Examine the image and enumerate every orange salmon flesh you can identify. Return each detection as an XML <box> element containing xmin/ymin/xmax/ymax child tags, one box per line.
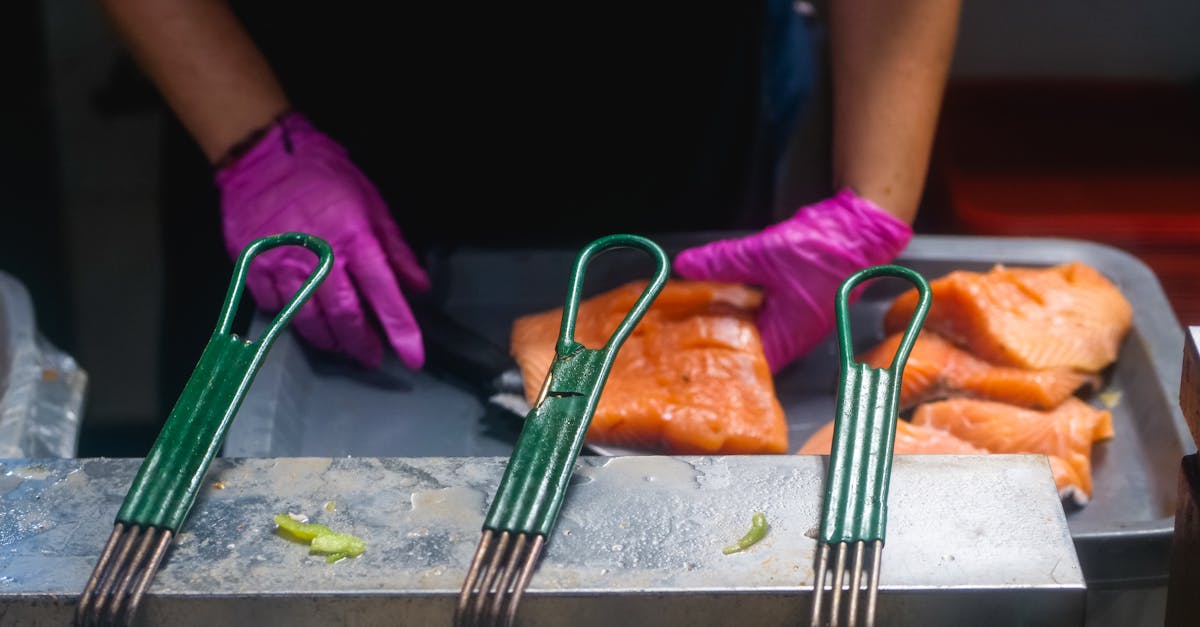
<box><xmin>860</xmin><ymin>331</ymin><xmax>1099</xmax><ymax>410</ymax></box>
<box><xmin>510</xmin><ymin>280</ymin><xmax>787</xmax><ymax>454</ymax></box>
<box><xmin>885</xmin><ymin>262</ymin><xmax>1132</xmax><ymax>372</ymax></box>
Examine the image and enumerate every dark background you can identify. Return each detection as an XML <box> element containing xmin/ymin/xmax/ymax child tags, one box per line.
<box><xmin>6</xmin><ymin>0</ymin><xmax>1199</xmax><ymax>453</ymax></box>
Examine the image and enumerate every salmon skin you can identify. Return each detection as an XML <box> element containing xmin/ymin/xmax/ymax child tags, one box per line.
<box><xmin>884</xmin><ymin>262</ymin><xmax>1133</xmax><ymax>372</ymax></box>
<box><xmin>911</xmin><ymin>397</ymin><xmax>1113</xmax><ymax>506</ymax></box>
<box><xmin>797</xmin><ymin>418</ymin><xmax>985</xmax><ymax>456</ymax></box>
<box><xmin>860</xmin><ymin>331</ymin><xmax>1100</xmax><ymax>410</ymax></box>
<box><xmin>510</xmin><ymin>280</ymin><xmax>787</xmax><ymax>454</ymax></box>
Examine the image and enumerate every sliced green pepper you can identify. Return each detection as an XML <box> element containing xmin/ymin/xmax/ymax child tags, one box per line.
<box><xmin>723</xmin><ymin>512</ymin><xmax>768</xmax><ymax>555</ymax></box>
<box><xmin>274</xmin><ymin>513</ymin><xmax>365</xmax><ymax>562</ymax></box>
<box><xmin>311</xmin><ymin>532</ymin><xmax>366</xmax><ymax>560</ymax></box>
<box><xmin>274</xmin><ymin>514</ymin><xmax>335</xmax><ymax>541</ymax></box>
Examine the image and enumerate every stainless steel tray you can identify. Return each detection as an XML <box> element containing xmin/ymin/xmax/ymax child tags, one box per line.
<box><xmin>226</xmin><ymin>234</ymin><xmax>1191</xmax><ymax>586</ymax></box>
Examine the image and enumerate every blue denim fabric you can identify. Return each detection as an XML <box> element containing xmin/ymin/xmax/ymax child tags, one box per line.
<box><xmin>764</xmin><ymin>0</ymin><xmax>817</xmax><ymax>159</ymax></box>
<box><xmin>742</xmin><ymin>0</ymin><xmax>818</xmax><ymax>216</ymax></box>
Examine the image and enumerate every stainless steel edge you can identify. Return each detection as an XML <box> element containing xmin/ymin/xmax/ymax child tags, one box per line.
<box><xmin>0</xmin><ymin>455</ymin><xmax>1084</xmax><ymax>626</ymax></box>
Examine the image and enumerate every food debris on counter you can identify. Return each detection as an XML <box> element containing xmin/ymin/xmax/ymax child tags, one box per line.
<box><xmin>274</xmin><ymin>513</ymin><xmax>365</xmax><ymax>563</ymax></box>
<box><xmin>723</xmin><ymin>512</ymin><xmax>768</xmax><ymax>555</ymax></box>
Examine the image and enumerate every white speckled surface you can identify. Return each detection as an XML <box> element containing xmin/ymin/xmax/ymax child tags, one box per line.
<box><xmin>1</xmin><ymin>455</ymin><xmax>1083</xmax><ymax>625</ymax></box>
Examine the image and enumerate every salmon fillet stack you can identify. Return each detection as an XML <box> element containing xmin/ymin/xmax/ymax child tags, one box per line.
<box><xmin>800</xmin><ymin>262</ymin><xmax>1132</xmax><ymax>506</ymax></box>
<box><xmin>510</xmin><ymin>280</ymin><xmax>788</xmax><ymax>454</ymax></box>
<box><xmin>859</xmin><ymin>331</ymin><xmax>1100</xmax><ymax>410</ymax></box>
<box><xmin>912</xmin><ymin>398</ymin><xmax>1114</xmax><ymax>505</ymax></box>
<box><xmin>884</xmin><ymin>262</ymin><xmax>1133</xmax><ymax>372</ymax></box>
<box><xmin>797</xmin><ymin>418</ymin><xmax>986</xmax><ymax>456</ymax></box>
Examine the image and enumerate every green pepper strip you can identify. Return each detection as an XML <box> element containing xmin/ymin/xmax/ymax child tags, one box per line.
<box><xmin>311</xmin><ymin>532</ymin><xmax>366</xmax><ymax>562</ymax></box>
<box><xmin>274</xmin><ymin>514</ymin><xmax>365</xmax><ymax>562</ymax></box>
<box><xmin>723</xmin><ymin>512</ymin><xmax>769</xmax><ymax>555</ymax></box>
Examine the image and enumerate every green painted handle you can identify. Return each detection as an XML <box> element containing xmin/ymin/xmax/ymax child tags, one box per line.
<box><xmin>555</xmin><ymin>234</ymin><xmax>669</xmax><ymax>359</ymax></box>
<box><xmin>117</xmin><ymin>233</ymin><xmax>333</xmax><ymax>529</ymax></box>
<box><xmin>820</xmin><ymin>265</ymin><xmax>930</xmax><ymax>545</ymax></box>
<box><xmin>485</xmin><ymin>234</ymin><xmax>669</xmax><ymax>536</ymax></box>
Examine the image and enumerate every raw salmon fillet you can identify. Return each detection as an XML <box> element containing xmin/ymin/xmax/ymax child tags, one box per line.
<box><xmin>911</xmin><ymin>397</ymin><xmax>1114</xmax><ymax>505</ymax></box>
<box><xmin>510</xmin><ymin>280</ymin><xmax>788</xmax><ymax>454</ymax></box>
<box><xmin>796</xmin><ymin>418</ymin><xmax>985</xmax><ymax>455</ymax></box>
<box><xmin>860</xmin><ymin>331</ymin><xmax>1099</xmax><ymax>410</ymax></box>
<box><xmin>884</xmin><ymin>262</ymin><xmax>1133</xmax><ymax>372</ymax></box>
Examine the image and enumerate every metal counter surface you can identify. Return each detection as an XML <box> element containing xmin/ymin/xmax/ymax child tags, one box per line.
<box><xmin>1</xmin><ymin>455</ymin><xmax>1083</xmax><ymax>626</ymax></box>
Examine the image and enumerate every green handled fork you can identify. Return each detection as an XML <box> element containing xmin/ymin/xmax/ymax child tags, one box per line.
<box><xmin>810</xmin><ymin>265</ymin><xmax>931</xmax><ymax>627</ymax></box>
<box><xmin>454</xmin><ymin>234</ymin><xmax>669</xmax><ymax>627</ymax></box>
<box><xmin>76</xmin><ymin>233</ymin><xmax>333</xmax><ymax>627</ymax></box>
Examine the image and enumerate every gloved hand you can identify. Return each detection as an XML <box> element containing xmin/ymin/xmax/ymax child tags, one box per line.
<box><xmin>674</xmin><ymin>189</ymin><xmax>912</xmax><ymax>372</ymax></box>
<box><xmin>216</xmin><ymin>113</ymin><xmax>430</xmax><ymax>369</ymax></box>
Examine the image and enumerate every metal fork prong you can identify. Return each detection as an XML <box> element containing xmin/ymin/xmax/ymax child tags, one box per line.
<box><xmin>88</xmin><ymin>524</ymin><xmax>139</xmax><ymax>625</ymax></box>
<box><xmin>456</xmin><ymin>529</ymin><xmax>495</xmax><ymax>626</ymax></box>
<box><xmin>104</xmin><ymin>524</ymin><xmax>159</xmax><ymax>625</ymax></box>
<box><xmin>504</xmin><ymin>534</ymin><xmax>544</xmax><ymax>627</ymax></box>
<box><xmin>810</xmin><ymin>543</ymin><xmax>830</xmax><ymax>627</ymax></box>
<box><xmin>486</xmin><ymin>532</ymin><xmax>529</xmax><ymax>626</ymax></box>
<box><xmin>866</xmin><ymin>540</ymin><xmax>883</xmax><ymax>627</ymax></box>
<box><xmin>847</xmin><ymin>541</ymin><xmax>866</xmax><ymax>627</ymax></box>
<box><xmin>120</xmin><ymin>528</ymin><xmax>173</xmax><ymax>627</ymax></box>
<box><xmin>471</xmin><ymin>530</ymin><xmax>512</xmax><ymax>622</ymax></box>
<box><xmin>76</xmin><ymin>523</ymin><xmax>126</xmax><ymax>627</ymax></box>
<box><xmin>829</xmin><ymin>542</ymin><xmax>848</xmax><ymax>627</ymax></box>
<box><xmin>88</xmin><ymin>524</ymin><xmax>144</xmax><ymax>625</ymax></box>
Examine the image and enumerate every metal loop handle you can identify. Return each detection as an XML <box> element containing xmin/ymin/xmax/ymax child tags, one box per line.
<box><xmin>835</xmin><ymin>264</ymin><xmax>931</xmax><ymax>374</ymax></box>
<box><xmin>555</xmin><ymin>234</ymin><xmax>670</xmax><ymax>358</ymax></box>
<box><xmin>214</xmin><ymin>232</ymin><xmax>334</xmax><ymax>348</ymax></box>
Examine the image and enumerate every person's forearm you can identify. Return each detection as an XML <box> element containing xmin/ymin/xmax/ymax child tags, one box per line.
<box><xmin>98</xmin><ymin>0</ymin><xmax>290</xmax><ymax>162</ymax></box>
<box><xmin>830</xmin><ymin>0</ymin><xmax>961</xmax><ymax>223</ymax></box>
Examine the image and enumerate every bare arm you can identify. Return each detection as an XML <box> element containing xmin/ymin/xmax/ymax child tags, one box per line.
<box><xmin>830</xmin><ymin>0</ymin><xmax>961</xmax><ymax>223</ymax></box>
<box><xmin>98</xmin><ymin>0</ymin><xmax>290</xmax><ymax>163</ymax></box>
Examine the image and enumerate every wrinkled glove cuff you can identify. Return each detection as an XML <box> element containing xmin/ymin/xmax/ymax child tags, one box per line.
<box><xmin>822</xmin><ymin>188</ymin><xmax>914</xmax><ymax>264</ymax></box>
<box><xmin>214</xmin><ymin>112</ymin><xmax>340</xmax><ymax>192</ymax></box>
<box><xmin>211</xmin><ymin>109</ymin><xmax>297</xmax><ymax>172</ymax></box>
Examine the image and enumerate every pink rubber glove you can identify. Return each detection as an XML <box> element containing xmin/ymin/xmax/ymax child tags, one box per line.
<box><xmin>674</xmin><ymin>189</ymin><xmax>912</xmax><ymax>372</ymax></box>
<box><xmin>216</xmin><ymin>113</ymin><xmax>430</xmax><ymax>369</ymax></box>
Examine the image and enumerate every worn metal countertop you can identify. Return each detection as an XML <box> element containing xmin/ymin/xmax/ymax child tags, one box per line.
<box><xmin>2</xmin><ymin>455</ymin><xmax>1082</xmax><ymax>626</ymax></box>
